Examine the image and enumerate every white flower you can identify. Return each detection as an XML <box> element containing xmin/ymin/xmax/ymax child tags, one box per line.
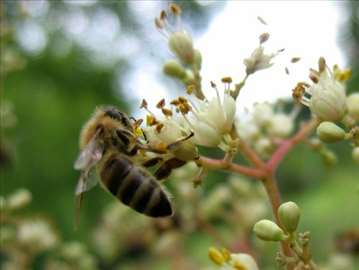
<box><xmin>252</xmin><ymin>102</ymin><xmax>273</xmax><ymax>126</ymax></box>
<box><xmin>17</xmin><ymin>219</ymin><xmax>58</xmax><ymax>252</ymax></box>
<box><xmin>143</xmin><ymin>116</ymin><xmax>198</xmax><ymax>161</ymax></box>
<box><xmin>186</xmin><ymin>92</ymin><xmax>236</xmax><ymax>147</ymax></box>
<box><xmin>268</xmin><ymin>114</ymin><xmax>294</xmax><ymax>137</ymax></box>
<box><xmin>297</xmin><ymin>60</ymin><xmax>348</xmax><ymax>122</ymax></box>
<box><xmin>229</xmin><ymin>253</ymin><xmax>259</xmax><ymax>270</ymax></box>
<box><xmin>244</xmin><ymin>46</ymin><xmax>275</xmax><ymax>74</ymax></box>
<box><xmin>7</xmin><ymin>189</ymin><xmax>32</xmax><ymax>210</ymax></box>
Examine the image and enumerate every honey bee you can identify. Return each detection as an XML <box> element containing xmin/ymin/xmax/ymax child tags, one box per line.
<box><xmin>74</xmin><ymin>106</ymin><xmax>194</xmax><ymax>221</ymax></box>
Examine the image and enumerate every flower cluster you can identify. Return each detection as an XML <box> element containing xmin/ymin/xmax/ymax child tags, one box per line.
<box><xmin>293</xmin><ymin>57</ymin><xmax>359</xmax><ymax>164</ymax></box>
<box><xmin>235</xmin><ymin>102</ymin><xmax>295</xmax><ymax>158</ymax></box>
<box><xmin>253</xmin><ymin>202</ymin><xmax>319</xmax><ymax>269</ymax></box>
<box><xmin>0</xmin><ymin>189</ymin><xmax>97</xmax><ymax>270</ymax></box>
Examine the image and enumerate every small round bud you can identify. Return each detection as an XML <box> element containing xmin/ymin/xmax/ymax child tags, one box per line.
<box><xmin>163</xmin><ymin>60</ymin><xmax>186</xmax><ymax>79</ymax></box>
<box><xmin>316</xmin><ymin>122</ymin><xmax>346</xmax><ymax>143</ymax></box>
<box><xmin>7</xmin><ymin>189</ymin><xmax>32</xmax><ymax>210</ymax></box>
<box><xmin>168</xmin><ymin>32</ymin><xmax>194</xmax><ymax>64</ymax></box>
<box><xmin>208</xmin><ymin>247</ymin><xmax>226</xmax><ymax>266</ymax></box>
<box><xmin>346</xmin><ymin>93</ymin><xmax>359</xmax><ymax>121</ymax></box>
<box><xmin>278</xmin><ymin>201</ymin><xmax>300</xmax><ymax>233</ymax></box>
<box><xmin>231</xmin><ymin>253</ymin><xmax>259</xmax><ymax>270</ymax></box>
<box><xmin>352</xmin><ymin>147</ymin><xmax>359</xmax><ymax>164</ymax></box>
<box><xmin>253</xmin><ymin>219</ymin><xmax>286</xmax><ymax>242</ymax></box>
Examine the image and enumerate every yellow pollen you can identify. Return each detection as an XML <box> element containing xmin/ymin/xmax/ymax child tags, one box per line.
<box><xmin>186</xmin><ymin>84</ymin><xmax>195</xmax><ymax>95</ymax></box>
<box><xmin>146</xmin><ymin>115</ymin><xmax>157</xmax><ymax>126</ymax></box>
<box><xmin>178</xmin><ymin>96</ymin><xmax>188</xmax><ymax>103</ymax></box>
<box><xmin>333</xmin><ymin>65</ymin><xmax>351</xmax><ymax>82</ymax></box>
<box><xmin>156</xmin><ymin>123</ymin><xmax>164</xmax><ymax>133</ymax></box>
<box><xmin>221</xmin><ymin>77</ymin><xmax>233</xmax><ymax>83</ymax></box>
<box><xmin>208</xmin><ymin>247</ymin><xmax>225</xmax><ymax>266</ymax></box>
<box><xmin>170</xmin><ymin>99</ymin><xmax>180</xmax><ymax>106</ymax></box>
<box><xmin>233</xmin><ymin>261</ymin><xmax>247</xmax><ymax>270</ymax></box>
<box><xmin>134</xmin><ymin>127</ymin><xmax>143</xmax><ymax>137</ymax></box>
<box><xmin>162</xmin><ymin>108</ymin><xmax>173</xmax><ymax>116</ymax></box>
<box><xmin>221</xmin><ymin>248</ymin><xmax>231</xmax><ymax>262</ymax></box>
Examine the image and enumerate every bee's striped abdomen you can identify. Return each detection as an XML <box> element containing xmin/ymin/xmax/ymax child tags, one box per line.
<box><xmin>100</xmin><ymin>154</ymin><xmax>172</xmax><ymax>218</ymax></box>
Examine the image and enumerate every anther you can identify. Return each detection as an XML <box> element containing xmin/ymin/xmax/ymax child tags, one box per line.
<box><xmin>156</xmin><ymin>98</ymin><xmax>166</xmax><ymax>109</ymax></box>
<box><xmin>259</xmin><ymin>32</ymin><xmax>270</xmax><ymax>44</ymax></box>
<box><xmin>169</xmin><ymin>3</ymin><xmax>182</xmax><ymax>16</ymax></box>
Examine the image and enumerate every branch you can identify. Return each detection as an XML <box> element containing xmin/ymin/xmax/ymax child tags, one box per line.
<box><xmin>198</xmin><ymin>156</ymin><xmax>265</xmax><ymax>179</ymax></box>
<box><xmin>266</xmin><ymin>118</ymin><xmax>319</xmax><ymax>172</ymax></box>
<box><xmin>237</xmin><ymin>138</ymin><xmax>266</xmax><ymax>169</ymax></box>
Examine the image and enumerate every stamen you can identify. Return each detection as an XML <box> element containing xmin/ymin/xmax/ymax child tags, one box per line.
<box><xmin>156</xmin><ymin>98</ymin><xmax>165</xmax><ymax>109</ymax></box>
<box><xmin>257</xmin><ymin>16</ymin><xmax>268</xmax><ymax>25</ymax></box>
<box><xmin>146</xmin><ymin>115</ymin><xmax>158</xmax><ymax>126</ymax></box>
<box><xmin>318</xmin><ymin>57</ymin><xmax>326</xmax><ymax>73</ymax></box>
<box><xmin>154</xmin><ymin>18</ymin><xmax>164</xmax><ymax>29</ymax></box>
<box><xmin>140</xmin><ymin>99</ymin><xmax>148</xmax><ymax>109</ymax></box>
<box><xmin>160</xmin><ymin>10</ymin><xmax>167</xmax><ymax>20</ymax></box>
<box><xmin>186</xmin><ymin>84</ymin><xmax>195</xmax><ymax>95</ymax></box>
<box><xmin>155</xmin><ymin>123</ymin><xmax>164</xmax><ymax>133</ymax></box>
<box><xmin>291</xmin><ymin>57</ymin><xmax>301</xmax><ymax>63</ymax></box>
<box><xmin>211</xmin><ymin>81</ymin><xmax>222</xmax><ymax>107</ymax></box>
<box><xmin>162</xmin><ymin>108</ymin><xmax>173</xmax><ymax>117</ymax></box>
<box><xmin>259</xmin><ymin>32</ymin><xmax>270</xmax><ymax>44</ymax></box>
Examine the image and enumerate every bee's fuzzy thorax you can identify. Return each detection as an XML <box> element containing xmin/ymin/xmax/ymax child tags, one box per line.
<box><xmin>79</xmin><ymin>107</ymin><xmax>123</xmax><ymax>150</ymax></box>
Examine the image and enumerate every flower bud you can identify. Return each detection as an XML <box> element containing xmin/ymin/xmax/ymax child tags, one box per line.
<box><xmin>253</xmin><ymin>219</ymin><xmax>286</xmax><ymax>241</ymax></box>
<box><xmin>163</xmin><ymin>60</ymin><xmax>186</xmax><ymax>79</ymax></box>
<box><xmin>231</xmin><ymin>253</ymin><xmax>259</xmax><ymax>270</ymax></box>
<box><xmin>316</xmin><ymin>121</ymin><xmax>345</xmax><ymax>143</ymax></box>
<box><xmin>168</xmin><ymin>32</ymin><xmax>194</xmax><ymax>64</ymax></box>
<box><xmin>7</xmin><ymin>189</ymin><xmax>32</xmax><ymax>210</ymax></box>
<box><xmin>346</xmin><ymin>93</ymin><xmax>359</xmax><ymax>121</ymax></box>
<box><xmin>309</xmin><ymin>81</ymin><xmax>347</xmax><ymax>122</ymax></box>
<box><xmin>208</xmin><ymin>247</ymin><xmax>226</xmax><ymax>265</ymax></box>
<box><xmin>352</xmin><ymin>147</ymin><xmax>359</xmax><ymax>164</ymax></box>
<box><xmin>278</xmin><ymin>201</ymin><xmax>300</xmax><ymax>233</ymax></box>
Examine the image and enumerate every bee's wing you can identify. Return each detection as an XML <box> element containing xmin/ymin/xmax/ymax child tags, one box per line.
<box><xmin>75</xmin><ymin>168</ymin><xmax>99</xmax><ymax>195</ymax></box>
<box><xmin>74</xmin><ymin>130</ymin><xmax>103</xmax><ymax>228</ymax></box>
<box><xmin>74</xmin><ymin>169</ymin><xmax>99</xmax><ymax>229</ymax></box>
<box><xmin>74</xmin><ymin>130</ymin><xmax>104</xmax><ymax>171</ymax></box>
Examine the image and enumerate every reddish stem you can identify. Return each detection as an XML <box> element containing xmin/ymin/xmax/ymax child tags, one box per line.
<box><xmin>267</xmin><ymin>119</ymin><xmax>319</xmax><ymax>172</ymax></box>
<box><xmin>198</xmin><ymin>156</ymin><xmax>266</xmax><ymax>179</ymax></box>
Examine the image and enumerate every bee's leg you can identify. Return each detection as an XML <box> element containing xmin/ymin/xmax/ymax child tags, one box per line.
<box><xmin>138</xmin><ymin>132</ymin><xmax>194</xmax><ymax>154</ymax></box>
<box><xmin>166</xmin><ymin>132</ymin><xmax>194</xmax><ymax>151</ymax></box>
<box><xmin>154</xmin><ymin>158</ymin><xmax>186</xmax><ymax>180</ymax></box>
<box><xmin>114</xmin><ymin>129</ymin><xmax>139</xmax><ymax>155</ymax></box>
<box><xmin>142</xmin><ymin>156</ymin><xmax>163</xmax><ymax>167</ymax></box>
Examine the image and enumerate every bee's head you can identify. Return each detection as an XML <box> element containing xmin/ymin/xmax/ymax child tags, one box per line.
<box><xmin>103</xmin><ymin>106</ymin><xmax>131</xmax><ymax>129</ymax></box>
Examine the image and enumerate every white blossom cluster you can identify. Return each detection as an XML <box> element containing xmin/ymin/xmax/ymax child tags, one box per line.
<box><xmin>0</xmin><ymin>189</ymin><xmax>97</xmax><ymax>270</ymax></box>
<box><xmin>235</xmin><ymin>102</ymin><xmax>295</xmax><ymax>158</ymax></box>
<box><xmin>293</xmin><ymin>58</ymin><xmax>359</xmax><ymax>164</ymax></box>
